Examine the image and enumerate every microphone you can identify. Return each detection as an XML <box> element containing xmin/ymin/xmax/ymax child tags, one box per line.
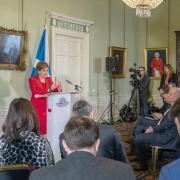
<box><xmin>65</xmin><ymin>80</ymin><xmax>73</xmax><ymax>85</ymax></box>
<box><xmin>75</xmin><ymin>84</ymin><xmax>83</xmax><ymax>89</ymax></box>
<box><xmin>66</xmin><ymin>80</ymin><xmax>83</xmax><ymax>91</ymax></box>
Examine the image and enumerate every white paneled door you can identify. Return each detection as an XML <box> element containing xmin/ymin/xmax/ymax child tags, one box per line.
<box><xmin>51</xmin><ymin>27</ymin><xmax>89</xmax><ymax>98</ymax></box>
<box><xmin>55</xmin><ymin>35</ymin><xmax>81</xmax><ymax>90</ymax></box>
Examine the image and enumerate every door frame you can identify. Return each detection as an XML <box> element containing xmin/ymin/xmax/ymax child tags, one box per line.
<box><xmin>51</xmin><ymin>26</ymin><xmax>90</xmax><ymax>98</ymax></box>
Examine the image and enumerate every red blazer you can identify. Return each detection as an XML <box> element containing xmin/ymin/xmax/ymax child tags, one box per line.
<box><xmin>151</xmin><ymin>58</ymin><xmax>163</xmax><ymax>77</ymax></box>
<box><xmin>29</xmin><ymin>75</ymin><xmax>58</xmax><ymax>135</ymax></box>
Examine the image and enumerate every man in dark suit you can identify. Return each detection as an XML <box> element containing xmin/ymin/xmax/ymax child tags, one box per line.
<box><xmin>134</xmin><ymin>87</ymin><xmax>180</xmax><ymax>170</ymax></box>
<box><xmin>59</xmin><ymin>100</ymin><xmax>128</xmax><ymax>162</ymax></box>
<box><xmin>30</xmin><ymin>117</ymin><xmax>135</xmax><ymax>180</ymax></box>
<box><xmin>134</xmin><ymin>84</ymin><xmax>171</xmax><ymax>135</ymax></box>
<box><xmin>159</xmin><ymin>95</ymin><xmax>180</xmax><ymax>180</ymax></box>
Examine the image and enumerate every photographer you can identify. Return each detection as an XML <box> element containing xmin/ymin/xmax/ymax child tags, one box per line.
<box><xmin>138</xmin><ymin>66</ymin><xmax>150</xmax><ymax>116</ymax></box>
<box><xmin>121</xmin><ymin>65</ymin><xmax>150</xmax><ymax>121</ymax></box>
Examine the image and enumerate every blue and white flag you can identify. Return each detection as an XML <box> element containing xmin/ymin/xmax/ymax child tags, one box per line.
<box><xmin>31</xmin><ymin>26</ymin><xmax>50</xmax><ymax>77</ymax></box>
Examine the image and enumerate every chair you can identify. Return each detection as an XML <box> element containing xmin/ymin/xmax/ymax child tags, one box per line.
<box><xmin>0</xmin><ymin>164</ymin><xmax>32</xmax><ymax>180</ymax></box>
<box><xmin>151</xmin><ymin>145</ymin><xmax>177</xmax><ymax>174</ymax></box>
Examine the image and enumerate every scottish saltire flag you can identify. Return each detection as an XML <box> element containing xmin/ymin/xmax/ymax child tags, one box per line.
<box><xmin>31</xmin><ymin>26</ymin><xmax>50</xmax><ymax>77</ymax></box>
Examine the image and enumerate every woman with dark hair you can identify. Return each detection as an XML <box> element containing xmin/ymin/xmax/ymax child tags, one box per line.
<box><xmin>159</xmin><ymin>64</ymin><xmax>178</xmax><ymax>89</ymax></box>
<box><xmin>29</xmin><ymin>61</ymin><xmax>62</xmax><ymax>135</ymax></box>
<box><xmin>0</xmin><ymin>98</ymin><xmax>55</xmax><ymax>168</ymax></box>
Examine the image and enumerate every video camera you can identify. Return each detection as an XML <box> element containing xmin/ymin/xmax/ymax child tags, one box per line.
<box><xmin>129</xmin><ymin>64</ymin><xmax>141</xmax><ymax>88</ymax></box>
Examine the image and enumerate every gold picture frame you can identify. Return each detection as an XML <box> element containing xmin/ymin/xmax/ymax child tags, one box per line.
<box><xmin>109</xmin><ymin>46</ymin><xmax>127</xmax><ymax>78</ymax></box>
<box><xmin>144</xmin><ymin>48</ymin><xmax>168</xmax><ymax>79</ymax></box>
<box><xmin>0</xmin><ymin>27</ymin><xmax>27</xmax><ymax>71</ymax></box>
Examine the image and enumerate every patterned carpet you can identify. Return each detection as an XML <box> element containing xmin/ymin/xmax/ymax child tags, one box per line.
<box><xmin>114</xmin><ymin>121</ymin><xmax>160</xmax><ymax>180</ymax></box>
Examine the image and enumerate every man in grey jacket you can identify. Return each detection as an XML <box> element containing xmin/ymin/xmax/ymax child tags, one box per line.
<box><xmin>29</xmin><ymin>116</ymin><xmax>135</xmax><ymax>180</ymax></box>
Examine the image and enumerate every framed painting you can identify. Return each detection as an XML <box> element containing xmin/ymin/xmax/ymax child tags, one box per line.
<box><xmin>109</xmin><ymin>46</ymin><xmax>127</xmax><ymax>78</ymax></box>
<box><xmin>145</xmin><ymin>48</ymin><xmax>168</xmax><ymax>79</ymax></box>
<box><xmin>0</xmin><ymin>27</ymin><xmax>27</xmax><ymax>70</ymax></box>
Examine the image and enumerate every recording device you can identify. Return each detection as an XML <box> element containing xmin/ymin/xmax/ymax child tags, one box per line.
<box><xmin>119</xmin><ymin>104</ymin><xmax>137</xmax><ymax>122</ymax></box>
<box><xmin>65</xmin><ymin>80</ymin><xmax>83</xmax><ymax>91</ymax></box>
<box><xmin>129</xmin><ymin>63</ymin><xmax>140</xmax><ymax>88</ymax></box>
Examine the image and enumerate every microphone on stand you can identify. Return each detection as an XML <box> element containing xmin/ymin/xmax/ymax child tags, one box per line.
<box><xmin>65</xmin><ymin>80</ymin><xmax>73</xmax><ymax>85</ymax></box>
<box><xmin>66</xmin><ymin>80</ymin><xmax>83</xmax><ymax>91</ymax></box>
<box><xmin>75</xmin><ymin>84</ymin><xmax>83</xmax><ymax>89</ymax></box>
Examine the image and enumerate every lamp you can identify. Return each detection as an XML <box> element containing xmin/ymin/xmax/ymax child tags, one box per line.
<box><xmin>121</xmin><ymin>0</ymin><xmax>164</xmax><ymax>17</ymax></box>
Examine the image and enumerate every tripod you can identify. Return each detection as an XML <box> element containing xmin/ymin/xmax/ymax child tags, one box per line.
<box><xmin>121</xmin><ymin>86</ymin><xmax>140</xmax><ymax>122</ymax></box>
<box><xmin>99</xmin><ymin>72</ymin><xmax>126</xmax><ymax>126</ymax></box>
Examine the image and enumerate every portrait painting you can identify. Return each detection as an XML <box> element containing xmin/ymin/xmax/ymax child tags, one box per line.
<box><xmin>144</xmin><ymin>48</ymin><xmax>168</xmax><ymax>79</ymax></box>
<box><xmin>0</xmin><ymin>27</ymin><xmax>27</xmax><ymax>70</ymax></box>
<box><xmin>109</xmin><ymin>46</ymin><xmax>127</xmax><ymax>78</ymax></box>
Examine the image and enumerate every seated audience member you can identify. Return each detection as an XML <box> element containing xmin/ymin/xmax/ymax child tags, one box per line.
<box><xmin>134</xmin><ymin>87</ymin><xmax>180</xmax><ymax>170</ymax></box>
<box><xmin>159</xmin><ymin>96</ymin><xmax>180</xmax><ymax>180</ymax></box>
<box><xmin>134</xmin><ymin>85</ymin><xmax>171</xmax><ymax>135</ymax></box>
<box><xmin>59</xmin><ymin>100</ymin><xmax>128</xmax><ymax>162</ymax></box>
<box><xmin>158</xmin><ymin>83</ymin><xmax>176</xmax><ymax>112</ymax></box>
<box><xmin>0</xmin><ymin>98</ymin><xmax>55</xmax><ymax>168</ymax></box>
<box><xmin>29</xmin><ymin>117</ymin><xmax>135</xmax><ymax>180</ymax></box>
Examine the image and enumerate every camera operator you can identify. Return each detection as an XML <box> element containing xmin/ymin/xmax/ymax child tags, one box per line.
<box><xmin>138</xmin><ymin>66</ymin><xmax>150</xmax><ymax>116</ymax></box>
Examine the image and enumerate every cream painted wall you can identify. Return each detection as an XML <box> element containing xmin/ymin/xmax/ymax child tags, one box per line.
<box><xmin>111</xmin><ymin>0</ymin><xmax>138</xmax><ymax>96</ymax></box>
<box><xmin>0</xmin><ymin>0</ymin><xmax>138</xmax><ymax>110</ymax></box>
<box><xmin>137</xmin><ymin>0</ymin><xmax>180</xmax><ymax>98</ymax></box>
<box><xmin>1</xmin><ymin>0</ymin><xmax>178</xmax><ymax>112</ymax></box>
<box><xmin>0</xmin><ymin>0</ymin><xmax>30</xmax><ymax>108</ymax></box>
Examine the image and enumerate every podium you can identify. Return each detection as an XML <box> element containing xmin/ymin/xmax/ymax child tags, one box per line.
<box><xmin>46</xmin><ymin>91</ymin><xmax>77</xmax><ymax>162</ymax></box>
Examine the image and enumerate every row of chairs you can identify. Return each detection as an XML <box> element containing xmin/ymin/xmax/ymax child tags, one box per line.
<box><xmin>150</xmin><ymin>145</ymin><xmax>177</xmax><ymax>175</ymax></box>
<box><xmin>0</xmin><ymin>164</ymin><xmax>33</xmax><ymax>180</ymax></box>
<box><xmin>0</xmin><ymin>146</ymin><xmax>177</xmax><ymax>180</ymax></box>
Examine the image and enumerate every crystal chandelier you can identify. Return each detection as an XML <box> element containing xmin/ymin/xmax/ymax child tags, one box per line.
<box><xmin>121</xmin><ymin>0</ymin><xmax>164</xmax><ymax>17</ymax></box>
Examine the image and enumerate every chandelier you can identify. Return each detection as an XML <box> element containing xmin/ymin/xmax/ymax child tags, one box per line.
<box><xmin>121</xmin><ymin>0</ymin><xmax>164</xmax><ymax>17</ymax></box>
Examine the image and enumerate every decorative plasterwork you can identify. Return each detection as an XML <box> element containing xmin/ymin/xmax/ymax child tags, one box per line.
<box><xmin>49</xmin><ymin>12</ymin><xmax>94</xmax><ymax>33</ymax></box>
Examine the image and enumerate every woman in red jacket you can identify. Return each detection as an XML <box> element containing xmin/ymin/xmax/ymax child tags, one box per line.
<box><xmin>29</xmin><ymin>62</ymin><xmax>62</xmax><ymax>135</ymax></box>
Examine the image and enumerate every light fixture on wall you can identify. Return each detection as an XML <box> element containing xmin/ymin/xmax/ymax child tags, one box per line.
<box><xmin>121</xmin><ymin>0</ymin><xmax>164</xmax><ymax>17</ymax></box>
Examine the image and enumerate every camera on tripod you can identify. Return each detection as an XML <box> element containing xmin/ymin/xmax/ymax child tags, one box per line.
<box><xmin>119</xmin><ymin>64</ymin><xmax>141</xmax><ymax>122</ymax></box>
<box><xmin>129</xmin><ymin>68</ymin><xmax>140</xmax><ymax>88</ymax></box>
